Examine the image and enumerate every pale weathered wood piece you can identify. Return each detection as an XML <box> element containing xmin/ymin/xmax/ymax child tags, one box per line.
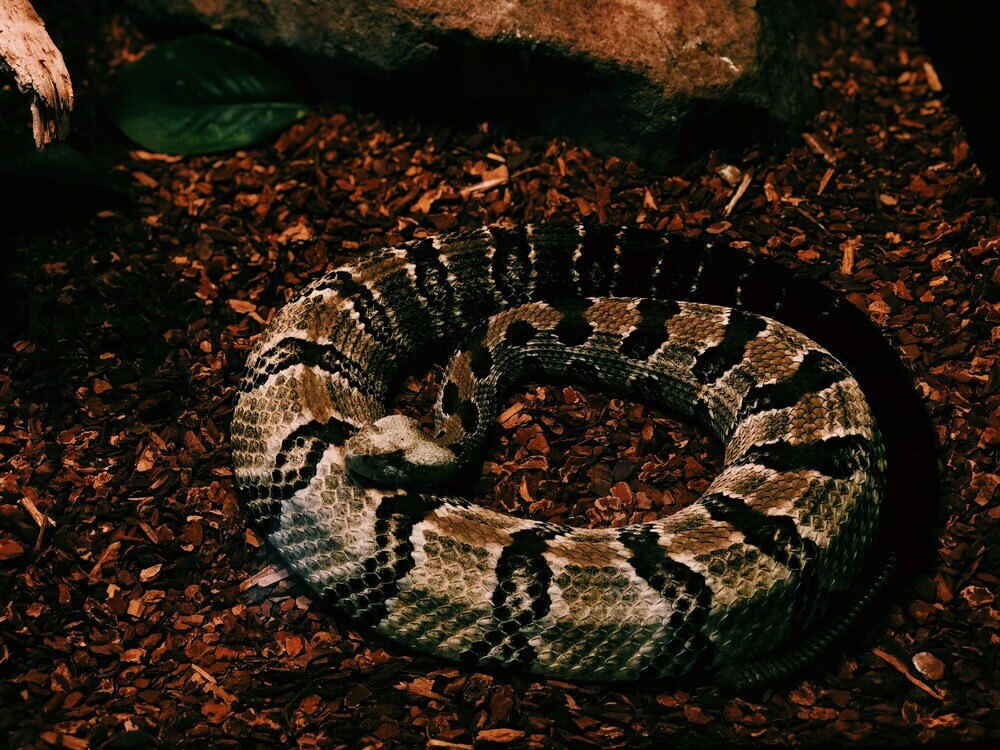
<box><xmin>0</xmin><ymin>0</ymin><xmax>73</xmax><ymax>147</ymax></box>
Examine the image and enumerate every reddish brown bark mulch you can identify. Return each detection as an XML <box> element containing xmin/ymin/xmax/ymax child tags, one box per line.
<box><xmin>1</xmin><ymin>0</ymin><xmax>998</xmax><ymax>747</ymax></box>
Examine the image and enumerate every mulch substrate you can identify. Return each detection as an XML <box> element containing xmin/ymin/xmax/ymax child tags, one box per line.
<box><xmin>1</xmin><ymin>0</ymin><xmax>998</xmax><ymax>747</ymax></box>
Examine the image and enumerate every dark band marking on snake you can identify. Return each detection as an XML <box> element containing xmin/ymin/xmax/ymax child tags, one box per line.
<box><xmin>232</xmin><ymin>224</ymin><xmax>899</xmax><ymax>682</ymax></box>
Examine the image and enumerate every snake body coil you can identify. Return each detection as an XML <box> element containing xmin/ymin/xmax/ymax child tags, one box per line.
<box><xmin>232</xmin><ymin>225</ymin><xmax>891</xmax><ymax>681</ymax></box>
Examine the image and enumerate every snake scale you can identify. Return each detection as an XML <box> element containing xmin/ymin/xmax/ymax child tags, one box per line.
<box><xmin>232</xmin><ymin>224</ymin><xmax>930</xmax><ymax>684</ymax></box>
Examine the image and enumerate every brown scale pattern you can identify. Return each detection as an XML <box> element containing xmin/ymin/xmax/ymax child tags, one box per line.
<box><xmin>232</xmin><ymin>226</ymin><xmax>886</xmax><ymax>681</ymax></box>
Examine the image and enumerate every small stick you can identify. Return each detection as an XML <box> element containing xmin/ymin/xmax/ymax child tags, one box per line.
<box><xmin>20</xmin><ymin>496</ymin><xmax>54</xmax><ymax>528</ymax></box>
<box><xmin>460</xmin><ymin>176</ymin><xmax>508</xmax><ymax>197</ymax></box>
<box><xmin>817</xmin><ymin>167</ymin><xmax>835</xmax><ymax>196</ymax></box>
<box><xmin>803</xmin><ymin>132</ymin><xmax>836</xmax><ymax>164</ymax></box>
<box><xmin>191</xmin><ymin>663</ymin><xmax>218</xmax><ymax>684</ymax></box>
<box><xmin>724</xmin><ymin>170</ymin><xmax>753</xmax><ymax>217</ymax></box>
<box><xmin>872</xmin><ymin>647</ymin><xmax>945</xmax><ymax>700</ymax></box>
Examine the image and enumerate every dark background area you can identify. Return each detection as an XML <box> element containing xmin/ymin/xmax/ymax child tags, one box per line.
<box><xmin>915</xmin><ymin>1</ymin><xmax>1000</xmax><ymax>195</ymax></box>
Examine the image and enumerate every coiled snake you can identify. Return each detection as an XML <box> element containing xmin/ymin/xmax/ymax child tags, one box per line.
<box><xmin>233</xmin><ymin>225</ymin><xmax>925</xmax><ymax>685</ymax></box>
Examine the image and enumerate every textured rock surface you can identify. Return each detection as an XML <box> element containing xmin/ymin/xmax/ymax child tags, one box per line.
<box><xmin>127</xmin><ymin>0</ymin><xmax>817</xmax><ymax>165</ymax></box>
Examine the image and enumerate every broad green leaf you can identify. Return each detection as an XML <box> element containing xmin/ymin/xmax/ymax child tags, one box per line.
<box><xmin>109</xmin><ymin>35</ymin><xmax>308</xmax><ymax>155</ymax></box>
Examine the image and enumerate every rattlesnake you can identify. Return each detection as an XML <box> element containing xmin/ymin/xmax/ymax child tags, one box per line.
<box><xmin>232</xmin><ymin>224</ymin><xmax>924</xmax><ymax>684</ymax></box>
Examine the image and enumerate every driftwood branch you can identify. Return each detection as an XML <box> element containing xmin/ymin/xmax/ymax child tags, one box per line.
<box><xmin>0</xmin><ymin>0</ymin><xmax>73</xmax><ymax>147</ymax></box>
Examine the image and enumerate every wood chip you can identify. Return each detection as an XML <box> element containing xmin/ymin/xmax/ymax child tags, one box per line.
<box><xmin>923</xmin><ymin>61</ymin><xmax>943</xmax><ymax>92</ymax></box>
<box><xmin>912</xmin><ymin>652</ymin><xmax>946</xmax><ymax>681</ymax></box>
<box><xmin>239</xmin><ymin>566</ymin><xmax>290</xmax><ymax>591</ymax></box>
<box><xmin>872</xmin><ymin>648</ymin><xmax>946</xmax><ymax>700</ymax></box>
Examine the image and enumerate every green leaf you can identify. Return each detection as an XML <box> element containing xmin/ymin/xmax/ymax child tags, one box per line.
<box><xmin>109</xmin><ymin>35</ymin><xmax>308</xmax><ymax>155</ymax></box>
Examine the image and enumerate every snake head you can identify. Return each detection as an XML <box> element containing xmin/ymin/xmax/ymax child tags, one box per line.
<box><xmin>344</xmin><ymin>414</ymin><xmax>459</xmax><ymax>488</ymax></box>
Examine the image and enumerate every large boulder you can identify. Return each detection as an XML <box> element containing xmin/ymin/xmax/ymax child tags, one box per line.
<box><xmin>127</xmin><ymin>0</ymin><xmax>817</xmax><ymax>165</ymax></box>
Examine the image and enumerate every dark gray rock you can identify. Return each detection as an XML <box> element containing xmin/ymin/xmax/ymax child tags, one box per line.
<box><xmin>127</xmin><ymin>0</ymin><xmax>818</xmax><ymax>165</ymax></box>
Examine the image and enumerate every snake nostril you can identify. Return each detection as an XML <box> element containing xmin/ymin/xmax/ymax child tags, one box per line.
<box><xmin>345</xmin><ymin>448</ymin><xmax>408</xmax><ymax>485</ymax></box>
